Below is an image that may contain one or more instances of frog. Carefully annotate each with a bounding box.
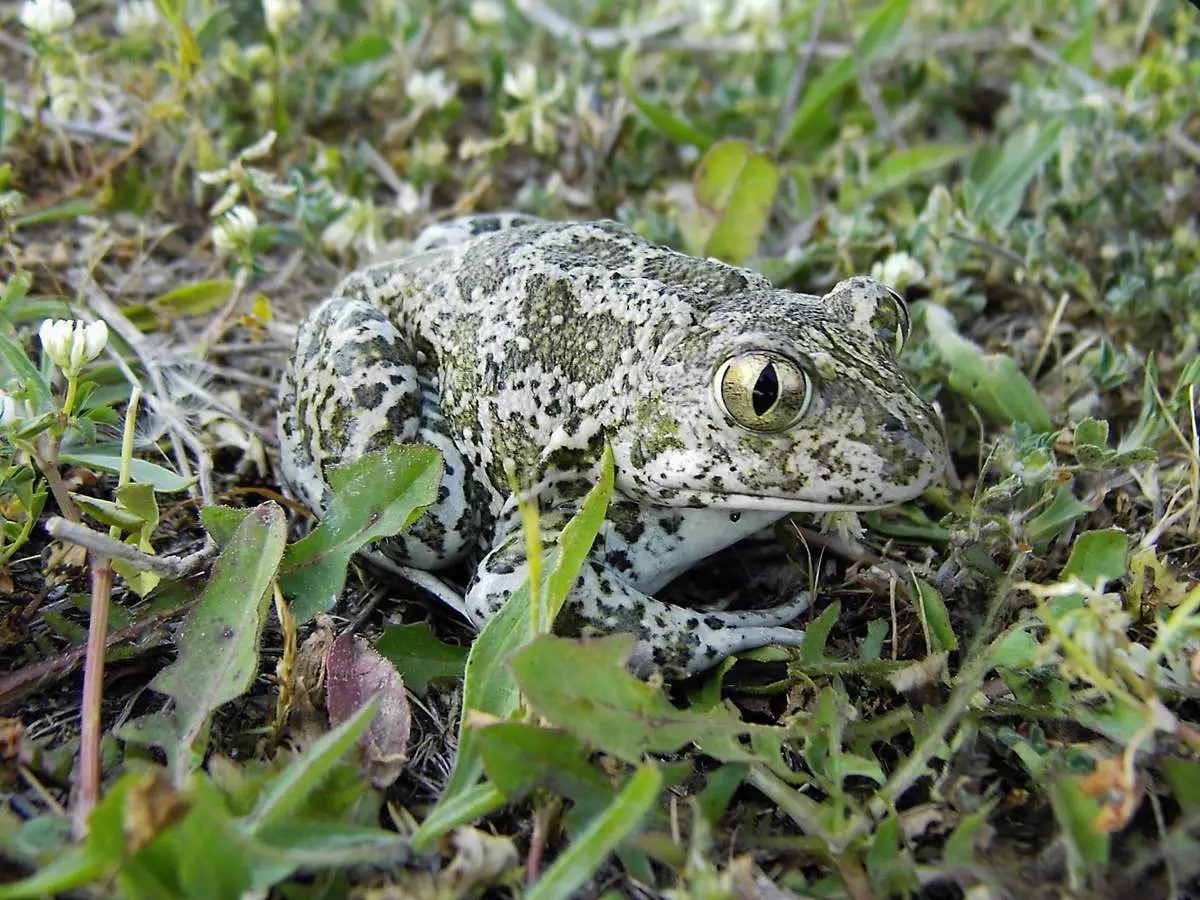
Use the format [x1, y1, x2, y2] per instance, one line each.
[277, 214, 946, 678]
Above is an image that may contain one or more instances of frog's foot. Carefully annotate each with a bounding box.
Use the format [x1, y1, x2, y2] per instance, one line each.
[279, 296, 477, 570]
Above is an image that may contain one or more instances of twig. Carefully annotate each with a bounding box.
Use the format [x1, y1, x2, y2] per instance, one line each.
[772, 0, 832, 151]
[0, 602, 193, 706]
[74, 556, 112, 838]
[45, 516, 217, 579]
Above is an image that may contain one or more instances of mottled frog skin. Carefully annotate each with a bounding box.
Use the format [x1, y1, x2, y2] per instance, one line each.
[278, 215, 946, 677]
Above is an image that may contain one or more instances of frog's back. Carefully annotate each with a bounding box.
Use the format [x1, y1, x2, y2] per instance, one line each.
[334, 220, 776, 488]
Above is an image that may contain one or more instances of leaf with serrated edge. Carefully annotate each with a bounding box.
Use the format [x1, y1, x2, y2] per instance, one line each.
[374, 623, 468, 694]
[509, 633, 778, 764]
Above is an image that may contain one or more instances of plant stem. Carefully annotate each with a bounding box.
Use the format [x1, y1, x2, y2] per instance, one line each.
[74, 555, 112, 839]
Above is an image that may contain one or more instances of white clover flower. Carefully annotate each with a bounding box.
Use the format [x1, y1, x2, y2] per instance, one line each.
[411, 137, 449, 169]
[395, 181, 420, 217]
[871, 252, 926, 292]
[262, 0, 300, 35]
[212, 205, 259, 256]
[19, 0, 75, 34]
[407, 69, 457, 110]
[469, 0, 504, 25]
[0, 192, 25, 217]
[114, 0, 160, 36]
[0, 391, 24, 428]
[502, 62, 538, 102]
[39, 319, 108, 376]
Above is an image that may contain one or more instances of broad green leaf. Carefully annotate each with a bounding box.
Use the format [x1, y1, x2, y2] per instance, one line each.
[919, 303, 1053, 432]
[843, 142, 971, 209]
[527, 763, 662, 900]
[410, 782, 506, 851]
[279, 445, 442, 622]
[60, 446, 196, 493]
[478, 722, 613, 804]
[374, 622, 468, 694]
[691, 139, 780, 265]
[855, 0, 909, 60]
[942, 799, 997, 867]
[134, 503, 286, 779]
[1162, 759, 1200, 813]
[1061, 529, 1128, 588]
[966, 117, 1070, 229]
[508, 634, 776, 764]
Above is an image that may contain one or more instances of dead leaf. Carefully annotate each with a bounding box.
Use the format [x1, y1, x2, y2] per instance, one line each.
[442, 826, 519, 893]
[124, 772, 189, 854]
[325, 631, 410, 789]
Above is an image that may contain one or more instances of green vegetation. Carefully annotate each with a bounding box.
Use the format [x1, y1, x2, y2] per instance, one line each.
[2, 0, 1199, 897]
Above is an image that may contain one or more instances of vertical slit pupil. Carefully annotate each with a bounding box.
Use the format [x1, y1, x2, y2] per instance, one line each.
[751, 363, 779, 416]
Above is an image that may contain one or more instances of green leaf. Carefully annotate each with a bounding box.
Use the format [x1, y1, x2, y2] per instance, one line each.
[126, 503, 286, 779]
[778, 0, 908, 154]
[691, 139, 780, 265]
[12, 198, 95, 229]
[842, 142, 971, 210]
[1061, 529, 1128, 588]
[0, 274, 30, 318]
[0, 331, 53, 415]
[508, 634, 776, 764]
[1162, 759, 1200, 813]
[1025, 485, 1090, 547]
[478, 722, 613, 804]
[59, 446, 196, 494]
[619, 48, 713, 149]
[919, 303, 1053, 432]
[149, 280, 233, 317]
[1049, 776, 1110, 886]
[966, 117, 1070, 229]
[526, 762, 662, 900]
[800, 601, 840, 664]
[337, 34, 393, 66]
[279, 445, 442, 622]
[410, 782, 506, 851]
[413, 445, 613, 849]
[909, 578, 958, 652]
[244, 697, 380, 833]
[374, 623, 468, 694]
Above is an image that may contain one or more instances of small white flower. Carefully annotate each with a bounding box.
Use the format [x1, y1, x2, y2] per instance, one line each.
[0, 391, 24, 428]
[262, 0, 300, 35]
[410, 137, 449, 169]
[502, 62, 538, 102]
[394, 182, 420, 217]
[871, 252, 926, 292]
[46, 71, 79, 119]
[0, 192, 25, 217]
[407, 69, 457, 110]
[19, 0, 75, 34]
[39, 319, 108, 376]
[212, 205, 259, 256]
[239, 130, 277, 162]
[469, 0, 504, 25]
[114, 0, 160, 36]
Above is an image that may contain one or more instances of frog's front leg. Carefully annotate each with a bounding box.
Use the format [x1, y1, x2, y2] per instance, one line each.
[465, 527, 808, 678]
[278, 295, 478, 570]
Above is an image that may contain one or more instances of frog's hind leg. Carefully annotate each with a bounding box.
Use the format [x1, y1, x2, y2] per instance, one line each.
[278, 295, 476, 569]
[465, 533, 808, 679]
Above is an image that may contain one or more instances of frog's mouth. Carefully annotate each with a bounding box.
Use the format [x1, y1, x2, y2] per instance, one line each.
[618, 479, 932, 514]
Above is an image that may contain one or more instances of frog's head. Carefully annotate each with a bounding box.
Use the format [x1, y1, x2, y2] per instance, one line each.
[615, 276, 947, 512]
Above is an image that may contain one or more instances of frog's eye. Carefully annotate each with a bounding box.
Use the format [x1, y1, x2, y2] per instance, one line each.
[876, 287, 911, 355]
[715, 352, 812, 433]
